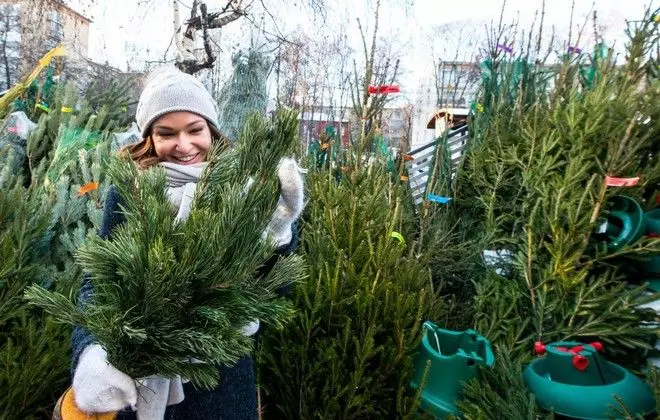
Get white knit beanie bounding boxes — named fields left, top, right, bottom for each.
left=136, top=67, right=221, bottom=138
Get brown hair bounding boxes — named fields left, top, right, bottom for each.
left=121, top=122, right=230, bottom=169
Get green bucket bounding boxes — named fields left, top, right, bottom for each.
left=410, top=322, right=494, bottom=418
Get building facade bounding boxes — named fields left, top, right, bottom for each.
left=0, top=0, right=90, bottom=90
left=435, top=61, right=480, bottom=108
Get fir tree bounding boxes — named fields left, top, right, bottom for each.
left=216, top=49, right=271, bottom=142
left=0, top=165, right=71, bottom=419
left=434, top=6, right=660, bottom=414
left=258, top=7, right=441, bottom=416
left=258, top=147, right=444, bottom=419
left=0, top=62, right=136, bottom=417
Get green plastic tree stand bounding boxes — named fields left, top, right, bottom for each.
left=410, top=321, right=495, bottom=419
left=600, top=195, right=645, bottom=252
left=642, top=209, right=660, bottom=277
left=524, top=341, right=655, bottom=419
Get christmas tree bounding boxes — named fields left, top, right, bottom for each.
left=0, top=158, right=71, bottom=419
left=0, top=59, right=136, bottom=417
left=26, top=110, right=305, bottom=389
left=216, top=48, right=271, bottom=142
left=258, top=149, right=445, bottom=418
left=259, top=4, right=443, bottom=413
left=434, top=6, right=660, bottom=415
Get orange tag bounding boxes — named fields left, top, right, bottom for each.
left=403, top=155, right=414, bottom=161
left=605, top=176, right=639, bottom=187
left=400, top=175, right=409, bottom=182
left=320, top=143, right=330, bottom=150
left=77, top=182, right=99, bottom=196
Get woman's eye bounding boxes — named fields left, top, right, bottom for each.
left=190, top=128, right=203, bottom=134
left=157, top=132, right=174, bottom=138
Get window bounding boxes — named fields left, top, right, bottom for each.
left=48, top=10, right=64, bottom=42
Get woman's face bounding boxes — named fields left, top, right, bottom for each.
left=151, top=111, right=212, bottom=165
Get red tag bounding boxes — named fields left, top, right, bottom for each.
left=605, top=176, right=640, bottom=187
left=368, top=85, right=400, bottom=94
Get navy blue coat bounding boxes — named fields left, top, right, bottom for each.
left=71, top=186, right=298, bottom=420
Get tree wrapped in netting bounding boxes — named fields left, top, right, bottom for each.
left=0, top=157, right=71, bottom=419
left=0, top=58, right=137, bottom=418
left=216, top=48, right=270, bottom=142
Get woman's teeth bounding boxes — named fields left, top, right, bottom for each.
left=176, top=154, right=197, bottom=163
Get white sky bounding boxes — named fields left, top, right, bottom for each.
left=68, top=0, right=656, bottom=68
left=63, top=0, right=656, bottom=145
left=65, top=0, right=656, bottom=95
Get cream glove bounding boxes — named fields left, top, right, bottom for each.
left=73, top=344, right=138, bottom=413
left=264, top=158, right=305, bottom=247
left=240, top=319, right=260, bottom=336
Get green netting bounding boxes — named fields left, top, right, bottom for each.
left=308, top=125, right=340, bottom=169
left=579, top=42, right=609, bottom=89
left=0, top=111, right=37, bottom=172
left=217, top=49, right=270, bottom=141
left=45, top=127, right=104, bottom=185
left=12, top=66, right=59, bottom=120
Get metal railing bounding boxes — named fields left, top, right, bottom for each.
left=405, top=124, right=469, bottom=206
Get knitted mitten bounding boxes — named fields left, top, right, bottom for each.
left=240, top=319, right=260, bottom=336
left=265, top=158, right=305, bottom=247
left=73, top=344, right=138, bottom=413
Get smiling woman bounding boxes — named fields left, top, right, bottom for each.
left=123, top=67, right=229, bottom=169
left=62, top=66, right=305, bottom=420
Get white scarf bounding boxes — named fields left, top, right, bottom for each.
left=159, top=161, right=207, bottom=223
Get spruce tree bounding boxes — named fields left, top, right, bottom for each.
left=258, top=143, right=444, bottom=418
left=0, top=64, right=136, bottom=417
left=216, top=49, right=271, bottom=142
left=437, top=6, right=660, bottom=414
left=0, top=159, right=71, bottom=419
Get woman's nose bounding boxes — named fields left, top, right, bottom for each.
left=175, top=133, right=194, bottom=152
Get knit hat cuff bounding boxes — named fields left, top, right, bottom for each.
left=139, top=106, right=220, bottom=139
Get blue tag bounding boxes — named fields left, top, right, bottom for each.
left=427, top=194, right=452, bottom=204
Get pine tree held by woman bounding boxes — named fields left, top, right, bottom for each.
left=26, top=109, right=306, bottom=390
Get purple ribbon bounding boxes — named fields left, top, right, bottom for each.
left=496, top=44, right=513, bottom=54
left=568, top=46, right=582, bottom=54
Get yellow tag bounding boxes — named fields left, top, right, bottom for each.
left=476, top=103, right=484, bottom=112
left=391, top=231, right=405, bottom=244
left=35, top=103, right=50, bottom=112
left=61, top=106, right=73, bottom=113
left=654, top=14, right=660, bottom=23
